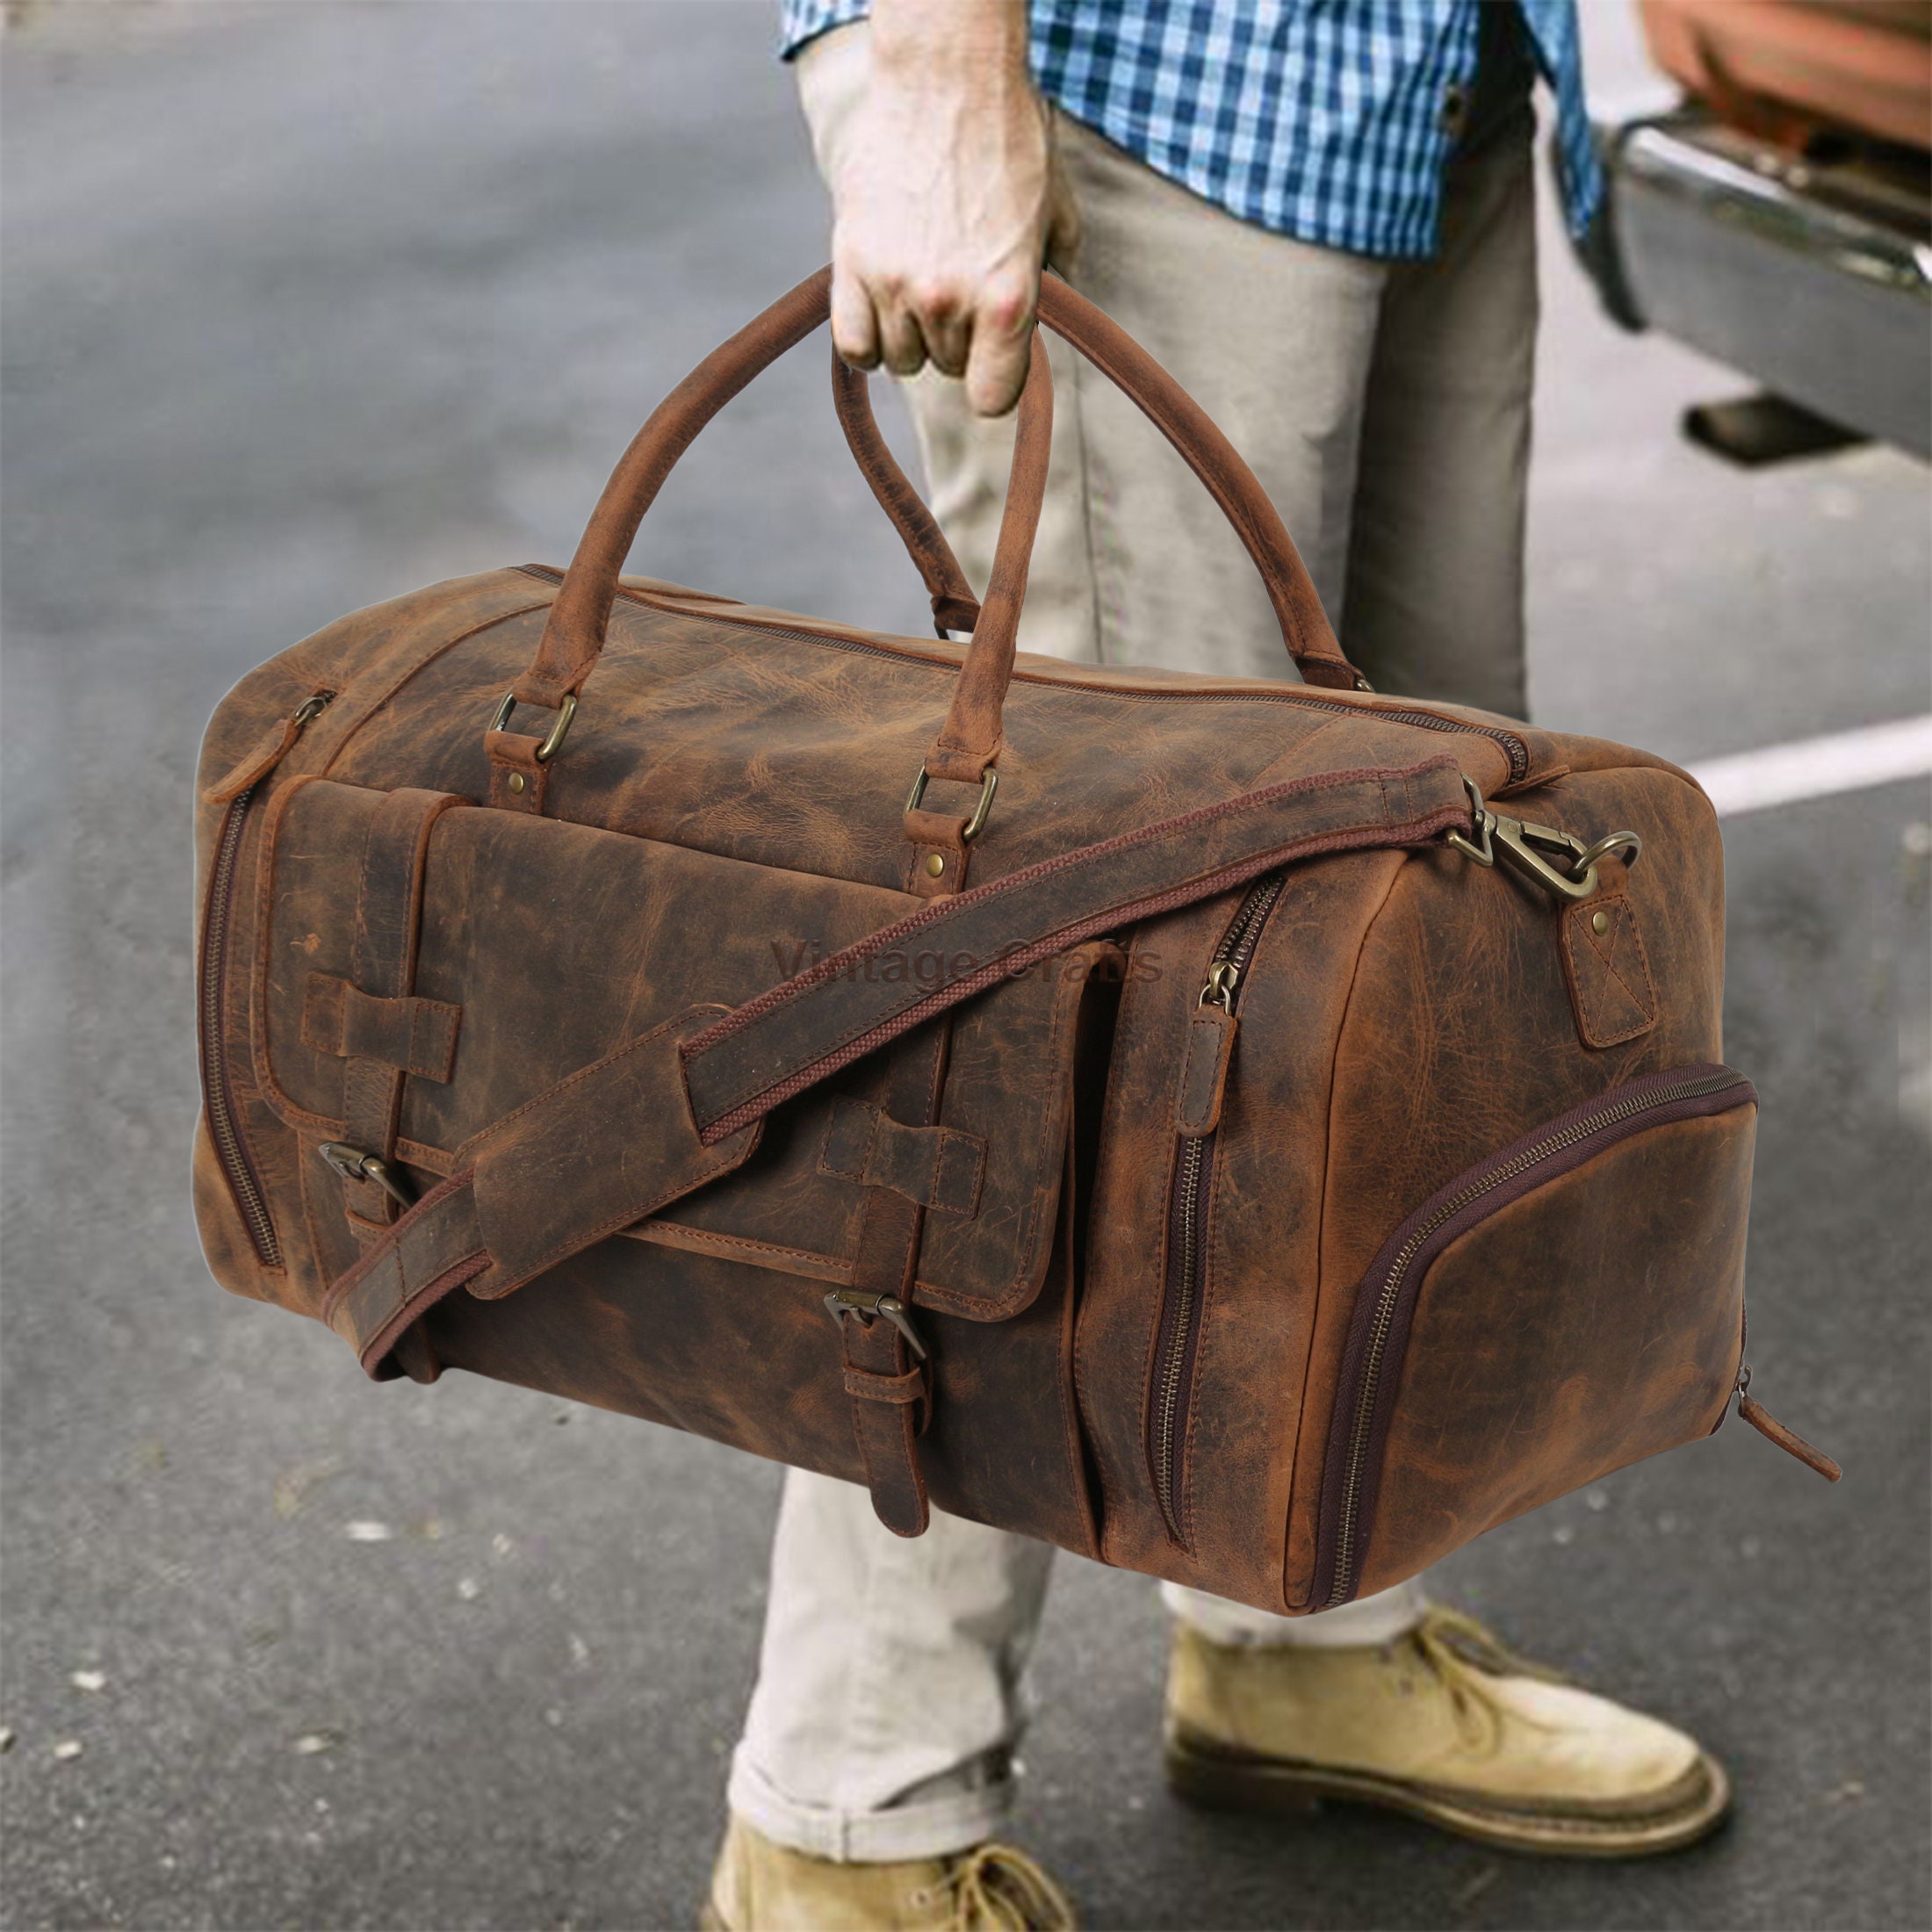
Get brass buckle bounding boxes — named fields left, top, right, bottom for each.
left=318, top=1141, right=417, bottom=1209
left=905, top=764, right=998, bottom=844
left=1445, top=778, right=1640, bottom=905
left=823, top=1287, right=928, bottom=1360
left=488, top=689, right=577, bottom=763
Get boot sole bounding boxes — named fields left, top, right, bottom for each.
left=1164, top=1727, right=1732, bottom=1859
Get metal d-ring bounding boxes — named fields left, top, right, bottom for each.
left=489, top=689, right=578, bottom=763
left=1572, top=829, right=1642, bottom=875
left=905, top=763, right=998, bottom=844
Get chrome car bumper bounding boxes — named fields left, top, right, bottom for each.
left=1592, top=111, right=1930, bottom=458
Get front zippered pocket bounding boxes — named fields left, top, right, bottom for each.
left=196, top=692, right=333, bottom=1268
left=1313, top=1064, right=1757, bottom=1608
left=1145, top=872, right=1287, bottom=1544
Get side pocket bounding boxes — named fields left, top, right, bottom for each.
left=1315, top=1066, right=1756, bottom=1607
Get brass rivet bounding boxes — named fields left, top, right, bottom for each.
left=925, top=853, right=946, bottom=877
left=1591, top=910, right=1611, bottom=935
left=508, top=771, right=527, bottom=796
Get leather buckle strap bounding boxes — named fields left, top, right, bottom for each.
left=334, top=789, right=469, bottom=1233
left=830, top=1025, right=951, bottom=1537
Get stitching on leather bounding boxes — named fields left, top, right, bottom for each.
left=1592, top=905, right=1653, bottom=1016
left=688, top=761, right=1445, bottom=1070
left=303, top=594, right=551, bottom=782
left=699, top=807, right=1468, bottom=1140
left=462, top=1006, right=727, bottom=1155
left=912, top=943, right=1089, bottom=1318
left=358, top=1249, right=491, bottom=1372
left=321, top=1166, right=473, bottom=1326
left=471, top=1134, right=754, bottom=1296
left=1561, top=895, right=1656, bottom=1048
left=620, top=1219, right=851, bottom=1279
left=686, top=766, right=1460, bottom=1121
left=1176, top=1011, right=1222, bottom=1135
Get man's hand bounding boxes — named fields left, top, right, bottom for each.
left=814, top=0, right=1077, bottom=417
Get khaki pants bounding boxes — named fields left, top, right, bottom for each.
left=799, top=21, right=1539, bottom=713
left=727, top=24, right=1540, bottom=1864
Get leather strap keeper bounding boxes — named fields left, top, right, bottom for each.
left=819, top=1098, right=984, bottom=1218
left=303, top=975, right=461, bottom=1082
left=842, top=1361, right=930, bottom=1415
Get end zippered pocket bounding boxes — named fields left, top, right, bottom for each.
left=1313, top=1064, right=1761, bottom=1608
left=195, top=691, right=335, bottom=1270
left=1146, top=873, right=1287, bottom=1546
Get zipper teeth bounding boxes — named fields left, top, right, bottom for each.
left=521, top=567, right=1531, bottom=783
left=1154, top=1133, right=1208, bottom=1531
left=200, top=788, right=281, bottom=1268
left=1324, top=1068, right=1744, bottom=1605
left=1152, top=869, right=1287, bottom=1535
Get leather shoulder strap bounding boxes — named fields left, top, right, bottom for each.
left=681, top=759, right=1467, bottom=1140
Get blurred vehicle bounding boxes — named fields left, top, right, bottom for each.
left=1586, top=0, right=1931, bottom=461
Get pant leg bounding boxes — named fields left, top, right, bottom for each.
left=899, top=112, right=1390, bottom=677
left=1337, top=103, right=1539, bottom=716
left=729, top=1468, right=1056, bottom=1863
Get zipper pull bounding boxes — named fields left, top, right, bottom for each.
left=1176, top=1003, right=1238, bottom=1137
left=1201, top=961, right=1240, bottom=1010
left=202, top=690, right=334, bottom=804
left=1734, top=1365, right=1842, bottom=1481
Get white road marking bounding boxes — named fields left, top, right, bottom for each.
left=1690, top=715, right=1932, bottom=818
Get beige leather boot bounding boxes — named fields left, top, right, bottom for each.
left=1164, top=1604, right=1730, bottom=1856
left=702, top=1814, right=1077, bottom=1932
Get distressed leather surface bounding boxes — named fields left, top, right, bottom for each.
left=192, top=288, right=1748, bottom=1602
left=252, top=776, right=1099, bottom=1327
left=1351, top=1105, right=1754, bottom=1597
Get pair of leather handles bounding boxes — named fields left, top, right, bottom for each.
left=513, top=267, right=1367, bottom=800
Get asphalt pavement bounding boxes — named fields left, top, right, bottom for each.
left=3, top=5, right=1928, bottom=1929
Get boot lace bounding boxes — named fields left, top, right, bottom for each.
left=1407, top=1604, right=1572, bottom=1753
left=942, top=1842, right=1077, bottom=1931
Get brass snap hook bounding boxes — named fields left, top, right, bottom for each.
left=1445, top=778, right=1640, bottom=906
left=488, top=689, right=577, bottom=764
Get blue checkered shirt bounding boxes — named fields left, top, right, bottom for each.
left=780, top=1, right=1600, bottom=260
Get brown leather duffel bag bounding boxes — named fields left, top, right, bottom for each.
left=193, top=271, right=1834, bottom=1614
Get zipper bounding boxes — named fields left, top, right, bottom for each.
left=1320, top=1065, right=1754, bottom=1606
left=197, top=691, right=334, bottom=1269
left=514, top=565, right=1531, bottom=783
left=1148, top=871, right=1289, bottom=1542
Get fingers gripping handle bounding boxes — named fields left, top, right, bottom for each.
left=515, top=268, right=1363, bottom=729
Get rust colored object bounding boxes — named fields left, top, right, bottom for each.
left=192, top=271, right=1833, bottom=1612
left=1641, top=0, right=1932, bottom=151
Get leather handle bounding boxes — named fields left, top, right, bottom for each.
left=515, top=268, right=1364, bottom=739
left=832, top=350, right=982, bottom=639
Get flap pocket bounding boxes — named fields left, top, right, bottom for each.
left=254, top=779, right=1094, bottom=1320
